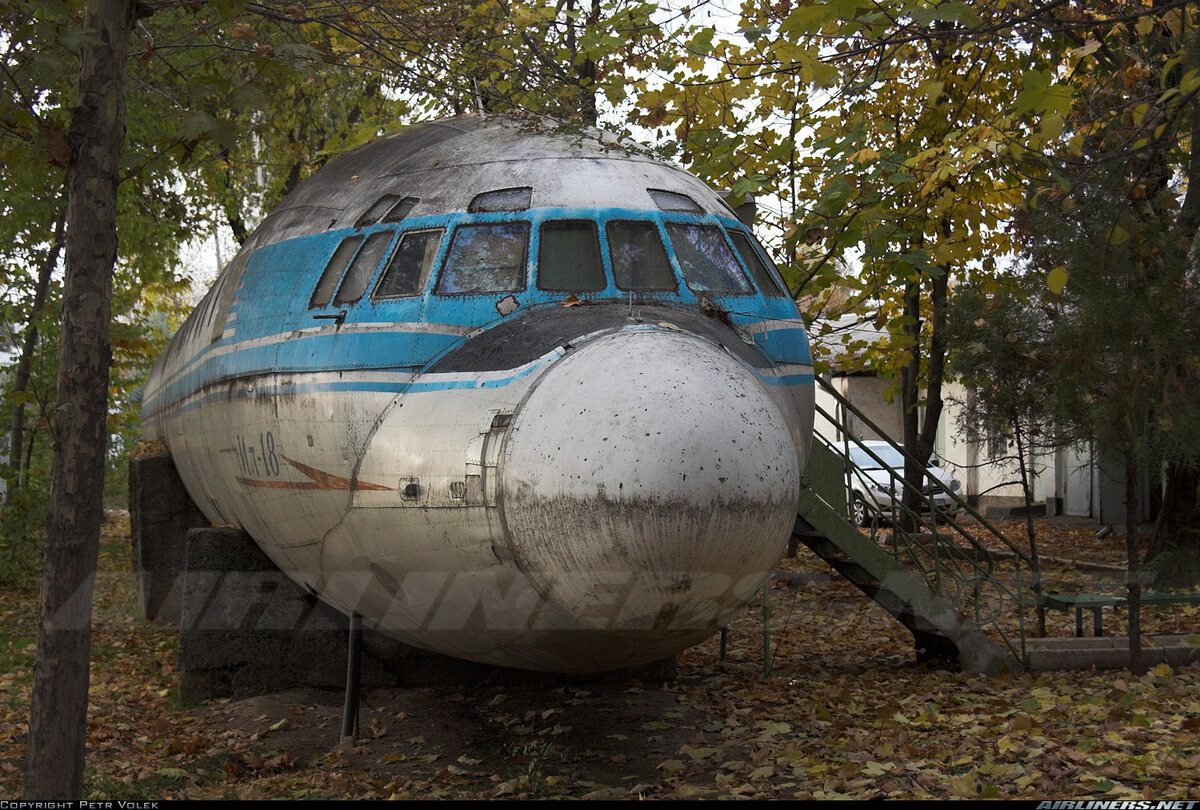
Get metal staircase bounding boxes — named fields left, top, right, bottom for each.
left=794, top=378, right=1036, bottom=674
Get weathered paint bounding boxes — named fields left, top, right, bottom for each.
left=141, top=115, right=816, bottom=672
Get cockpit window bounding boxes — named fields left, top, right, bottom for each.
left=727, top=229, right=788, bottom=297
left=648, top=189, right=703, bottom=214
left=310, top=235, right=364, bottom=308
left=436, top=222, right=529, bottom=294
left=334, top=230, right=394, bottom=306
left=538, top=220, right=605, bottom=291
left=468, top=187, right=532, bottom=213
left=374, top=229, right=443, bottom=298
left=356, top=195, right=399, bottom=228
left=607, top=221, right=676, bottom=291
left=356, top=195, right=419, bottom=227
left=381, top=196, right=418, bottom=223
left=665, top=223, right=752, bottom=293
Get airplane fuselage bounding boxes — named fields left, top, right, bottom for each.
left=140, top=116, right=815, bottom=672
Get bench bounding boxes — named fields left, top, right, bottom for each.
left=1040, top=591, right=1200, bottom=637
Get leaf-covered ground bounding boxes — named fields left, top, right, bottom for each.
left=2, top=515, right=1199, bottom=799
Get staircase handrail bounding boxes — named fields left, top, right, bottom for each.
left=814, top=375, right=1035, bottom=569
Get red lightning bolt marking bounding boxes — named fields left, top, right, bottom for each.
left=236, top=455, right=393, bottom=491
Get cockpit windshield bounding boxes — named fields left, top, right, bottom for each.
left=665, top=223, right=752, bottom=293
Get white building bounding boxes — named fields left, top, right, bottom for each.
left=808, top=314, right=1149, bottom=525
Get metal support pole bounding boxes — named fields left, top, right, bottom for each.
left=762, top=580, right=771, bottom=678
left=719, top=627, right=727, bottom=661
left=341, top=612, right=362, bottom=743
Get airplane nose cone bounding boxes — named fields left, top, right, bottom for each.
left=500, top=328, right=799, bottom=644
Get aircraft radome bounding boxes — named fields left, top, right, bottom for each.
left=140, top=114, right=815, bottom=673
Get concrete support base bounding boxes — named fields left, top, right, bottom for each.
left=129, top=450, right=209, bottom=623
left=1026, top=635, right=1200, bottom=671
left=178, top=527, right=503, bottom=704
left=178, top=527, right=677, bottom=703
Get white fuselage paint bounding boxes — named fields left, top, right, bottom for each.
left=142, top=116, right=815, bottom=672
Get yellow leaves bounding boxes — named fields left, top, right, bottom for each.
left=1040, top=112, right=1065, bottom=143
left=749, top=763, right=776, bottom=780
left=780, top=4, right=838, bottom=37
left=1047, top=267, right=1068, bottom=295
left=657, top=759, right=687, bottom=776
left=920, top=80, right=945, bottom=104
left=862, top=760, right=894, bottom=776
left=948, top=773, right=978, bottom=797
left=756, top=720, right=791, bottom=737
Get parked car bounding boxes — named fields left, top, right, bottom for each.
left=846, top=440, right=962, bottom=526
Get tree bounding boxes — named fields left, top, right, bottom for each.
left=636, top=2, right=1039, bottom=518
left=22, top=0, right=137, bottom=797
left=1013, top=2, right=1200, bottom=617
left=947, top=271, right=1063, bottom=635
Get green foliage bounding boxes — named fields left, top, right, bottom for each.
left=946, top=272, right=1058, bottom=454
left=1012, top=6, right=1200, bottom=474
left=0, top=466, right=50, bottom=588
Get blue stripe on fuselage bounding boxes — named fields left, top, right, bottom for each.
left=144, top=206, right=814, bottom=421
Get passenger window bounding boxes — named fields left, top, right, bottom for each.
left=727, top=230, right=788, bottom=297
left=607, top=221, right=675, bottom=291
left=374, top=229, right=443, bottom=298
left=334, top=231, right=394, bottom=306
left=538, top=221, right=605, bottom=291
left=436, top=222, right=529, bottom=294
left=310, top=235, right=364, bottom=308
left=665, top=223, right=752, bottom=293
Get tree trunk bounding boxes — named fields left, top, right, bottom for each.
left=899, top=261, right=948, bottom=527
left=1148, top=462, right=1200, bottom=560
left=900, top=279, right=924, bottom=531
left=1126, top=458, right=1144, bottom=677
left=22, top=0, right=135, bottom=799
left=1014, top=428, right=1045, bottom=636
left=7, top=204, right=66, bottom=503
